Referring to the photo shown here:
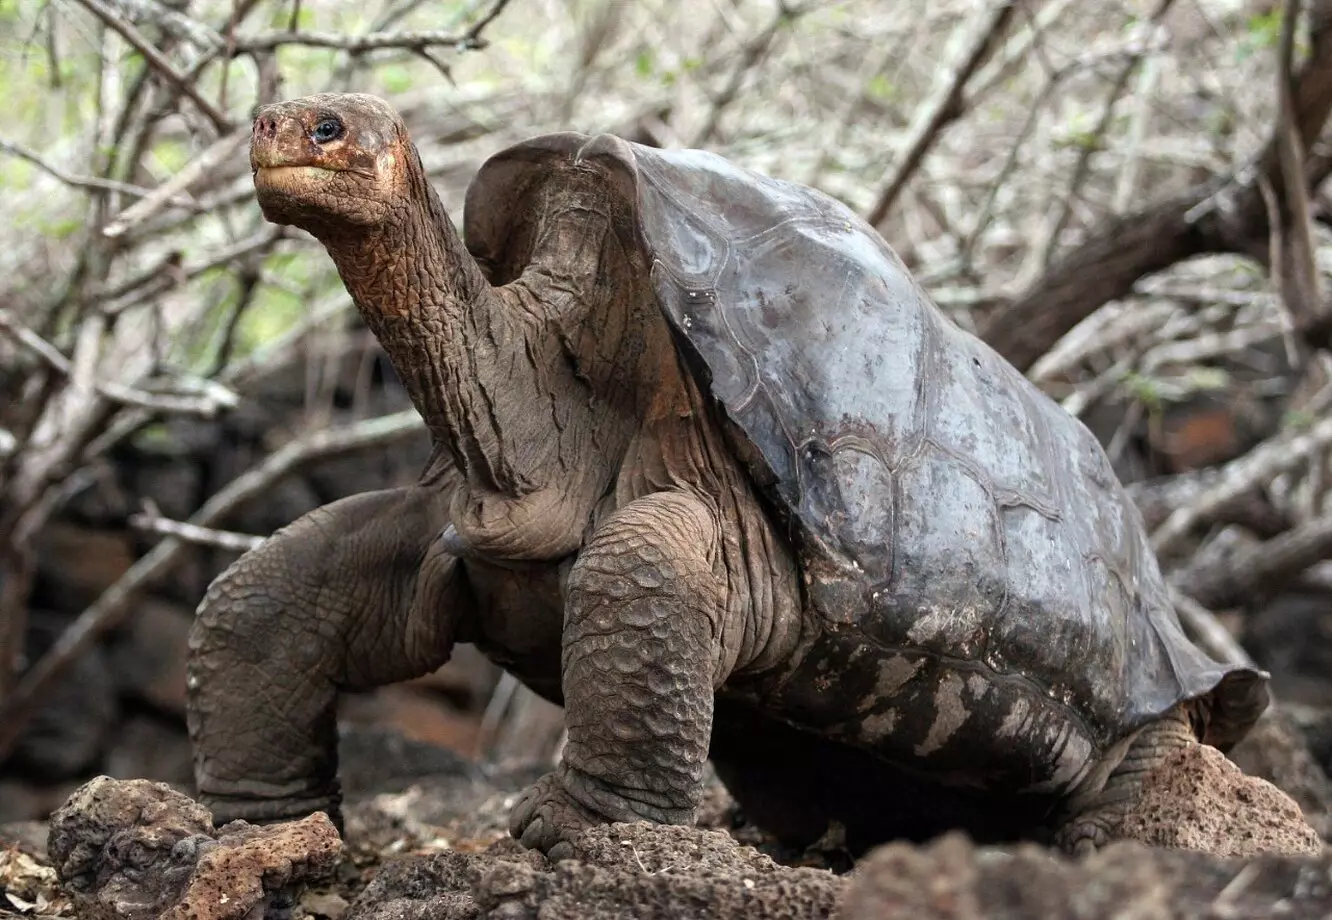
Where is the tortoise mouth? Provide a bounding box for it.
[253,165,342,190]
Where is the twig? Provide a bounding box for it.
[1151,413,1332,556]
[0,408,426,761]
[108,0,227,51]
[230,0,515,56]
[129,504,265,553]
[0,138,192,204]
[73,0,232,134]
[864,1,1016,230]
[691,3,807,147]
[102,226,283,316]
[1037,0,1176,271]
[1168,588,1254,668]
[979,2,1332,371]
[102,126,250,238]
[1112,50,1162,212]
[0,309,237,417]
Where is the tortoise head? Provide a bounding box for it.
[250,92,416,233]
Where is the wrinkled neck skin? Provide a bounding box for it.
[317,163,649,563]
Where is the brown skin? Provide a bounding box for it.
[188,93,1196,860]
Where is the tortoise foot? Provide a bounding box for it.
[508,771,604,861]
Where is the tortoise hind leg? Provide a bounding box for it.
[1053,704,1195,855]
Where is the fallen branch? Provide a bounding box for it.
[1151,413,1332,557]
[1175,515,1332,610]
[1127,470,1291,537]
[0,408,425,761]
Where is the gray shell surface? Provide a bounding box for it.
[463,133,1268,756]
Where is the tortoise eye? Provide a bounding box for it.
[312,117,344,144]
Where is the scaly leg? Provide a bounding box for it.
[1054,704,1196,854]
[508,490,730,860]
[186,486,471,828]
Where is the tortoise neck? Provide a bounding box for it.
[320,162,524,492]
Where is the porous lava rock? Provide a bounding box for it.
[46,775,341,920]
[1119,742,1324,857]
[840,832,1332,920]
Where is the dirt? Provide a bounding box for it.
[5,726,1330,920]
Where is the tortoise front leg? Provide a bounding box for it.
[186,486,470,829]
[508,491,730,860]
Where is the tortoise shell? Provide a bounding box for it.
[463,133,1268,766]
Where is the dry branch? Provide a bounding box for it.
[1176,515,1332,609]
[980,1,1332,371]
[0,309,236,416]
[74,0,232,133]
[229,0,514,55]
[864,1,1016,230]
[101,127,250,238]
[128,507,265,553]
[1151,414,1332,557]
[0,409,426,761]
[0,138,191,203]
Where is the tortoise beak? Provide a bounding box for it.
[250,106,322,173]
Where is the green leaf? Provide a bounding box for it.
[866,74,895,101]
[382,65,413,94]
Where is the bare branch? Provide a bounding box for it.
[101,127,250,238]
[0,137,191,204]
[0,408,426,761]
[129,504,265,553]
[1036,0,1176,271]
[229,0,515,56]
[1151,414,1332,557]
[1271,0,1328,341]
[0,309,237,417]
[108,0,226,51]
[980,3,1332,371]
[1169,587,1255,668]
[692,3,808,147]
[73,0,233,134]
[1175,515,1332,610]
[864,1,1016,230]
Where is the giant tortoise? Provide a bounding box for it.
[186,92,1269,860]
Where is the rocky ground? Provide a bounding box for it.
[2,718,1332,920]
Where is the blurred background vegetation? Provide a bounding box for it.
[3,0,1332,837]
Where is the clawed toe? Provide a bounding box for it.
[508,772,599,861]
